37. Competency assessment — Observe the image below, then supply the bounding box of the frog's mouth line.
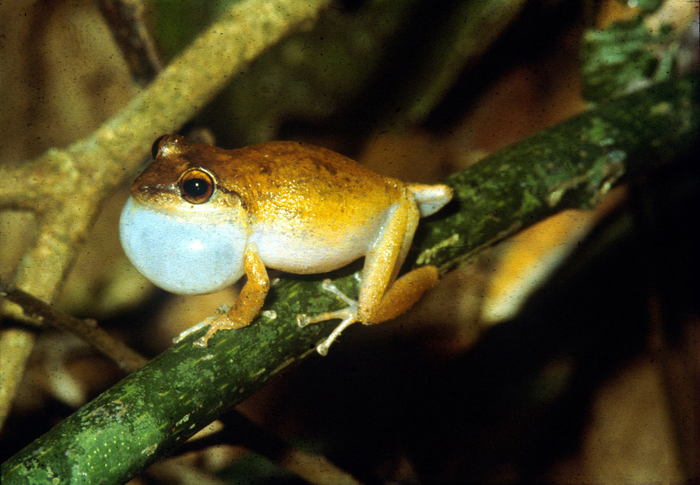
[130,188,243,221]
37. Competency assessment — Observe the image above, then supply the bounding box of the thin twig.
[1,282,147,373]
[95,0,162,84]
[174,412,364,485]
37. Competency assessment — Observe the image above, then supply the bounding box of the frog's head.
[119,135,248,295]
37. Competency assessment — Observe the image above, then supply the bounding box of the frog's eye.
[151,135,170,159]
[179,168,215,204]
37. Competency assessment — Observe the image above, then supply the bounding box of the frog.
[119,135,453,355]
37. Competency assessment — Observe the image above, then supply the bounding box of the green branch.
[2,73,697,484]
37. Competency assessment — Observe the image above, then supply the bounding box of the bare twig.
[95,0,162,84]
[172,412,364,485]
[0,283,148,373]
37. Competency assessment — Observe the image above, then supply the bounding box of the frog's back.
[196,141,404,217]
[137,136,452,275]
[196,141,406,273]
[222,141,399,196]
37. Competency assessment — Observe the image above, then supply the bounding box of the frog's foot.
[297,279,359,356]
[173,306,246,348]
[173,315,216,344]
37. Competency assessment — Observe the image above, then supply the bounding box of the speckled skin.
[131,136,410,273]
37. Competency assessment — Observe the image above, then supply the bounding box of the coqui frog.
[120,135,453,355]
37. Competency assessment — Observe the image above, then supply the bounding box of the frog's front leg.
[192,242,270,347]
[298,198,440,355]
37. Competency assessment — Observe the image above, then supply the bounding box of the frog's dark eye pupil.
[179,168,214,204]
[183,178,208,197]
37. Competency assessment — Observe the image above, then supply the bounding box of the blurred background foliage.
[1,0,697,483]
[152,0,531,148]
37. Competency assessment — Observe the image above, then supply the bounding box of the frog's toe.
[296,304,358,328]
[297,280,358,328]
[173,315,216,345]
[296,280,360,355]
[320,279,357,306]
[316,312,358,355]
[312,307,359,356]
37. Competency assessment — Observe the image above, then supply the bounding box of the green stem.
[2,73,697,484]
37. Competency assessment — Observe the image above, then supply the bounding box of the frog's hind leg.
[362,265,439,323]
[298,196,440,355]
[357,198,415,316]
[359,195,439,324]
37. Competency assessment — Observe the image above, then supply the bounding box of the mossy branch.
[2,73,697,484]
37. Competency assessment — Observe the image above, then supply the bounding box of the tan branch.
[0,0,332,430]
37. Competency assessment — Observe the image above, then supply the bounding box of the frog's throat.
[119,197,247,294]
